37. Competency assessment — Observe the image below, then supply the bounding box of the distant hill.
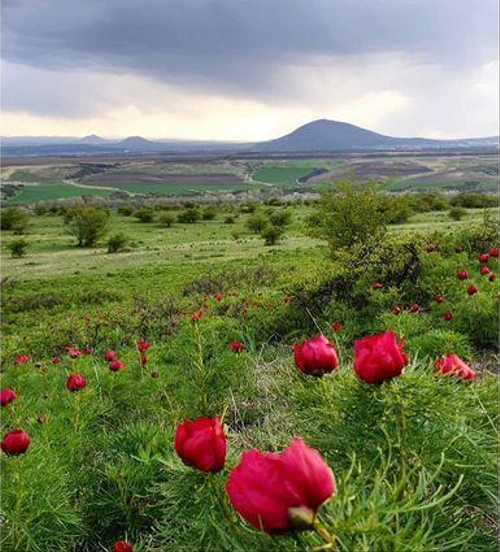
[80,134,109,145]
[254,119,499,152]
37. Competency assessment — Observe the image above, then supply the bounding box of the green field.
[252,162,330,187]
[5,183,113,205]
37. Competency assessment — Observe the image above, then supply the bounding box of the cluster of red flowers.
[104,350,125,372]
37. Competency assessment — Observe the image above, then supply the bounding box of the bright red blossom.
[391,306,402,315]
[0,389,17,407]
[435,354,476,381]
[175,417,227,473]
[467,285,478,296]
[137,339,150,353]
[1,430,30,455]
[229,341,245,353]
[109,360,125,372]
[66,374,87,392]
[192,310,205,323]
[478,253,490,263]
[457,271,469,281]
[433,295,445,304]
[331,322,344,333]
[66,347,82,359]
[489,247,499,258]
[409,303,421,313]
[51,357,61,365]
[480,266,490,276]
[15,355,30,365]
[354,332,409,385]
[442,311,453,321]
[371,282,384,290]
[114,542,134,552]
[226,438,335,534]
[294,335,339,377]
[104,350,118,362]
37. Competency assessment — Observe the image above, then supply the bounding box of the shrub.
[269,209,292,228]
[107,233,129,254]
[134,207,155,223]
[224,215,235,224]
[246,212,268,234]
[202,207,217,221]
[159,213,176,228]
[311,181,386,253]
[64,206,110,247]
[7,239,29,258]
[451,193,498,209]
[378,195,413,224]
[177,208,201,224]
[1,207,30,234]
[410,193,449,213]
[261,224,283,246]
[117,205,134,216]
[449,207,466,221]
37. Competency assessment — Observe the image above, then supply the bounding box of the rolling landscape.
[1,2,499,552]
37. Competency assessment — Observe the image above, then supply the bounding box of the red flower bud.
[433,295,445,304]
[480,266,491,276]
[137,339,150,353]
[229,341,245,353]
[442,311,453,321]
[354,332,409,385]
[409,303,421,313]
[371,282,384,290]
[15,355,30,366]
[66,347,82,359]
[293,335,339,377]
[175,417,227,473]
[457,270,469,281]
[331,321,344,333]
[435,354,476,381]
[1,429,30,455]
[391,306,402,315]
[479,253,490,264]
[66,374,87,392]
[109,360,125,372]
[114,542,134,552]
[489,273,496,282]
[467,284,478,296]
[104,350,118,362]
[226,438,335,534]
[489,247,499,258]
[51,357,61,365]
[0,389,17,407]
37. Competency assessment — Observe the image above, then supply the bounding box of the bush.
[311,182,386,253]
[134,207,155,223]
[158,213,176,228]
[107,233,129,254]
[117,205,134,216]
[1,207,30,234]
[261,224,283,246]
[201,207,217,221]
[410,193,449,213]
[224,215,235,224]
[378,195,413,224]
[7,239,29,258]
[246,212,268,234]
[449,207,466,221]
[269,209,292,228]
[64,206,110,247]
[177,208,200,224]
[451,193,498,209]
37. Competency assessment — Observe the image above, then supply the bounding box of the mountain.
[254,119,499,152]
[80,134,110,145]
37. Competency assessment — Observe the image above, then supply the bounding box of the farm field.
[0,195,498,551]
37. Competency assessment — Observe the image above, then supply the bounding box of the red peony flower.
[104,350,118,362]
[226,438,335,534]
[137,339,150,353]
[331,321,344,333]
[489,247,499,258]
[0,389,17,407]
[354,332,409,385]
[371,282,384,290]
[433,295,445,304]
[15,355,30,366]
[114,542,134,552]
[467,284,478,296]
[435,354,476,381]
[409,303,421,313]
[457,270,469,281]
[294,335,339,377]
[175,417,227,473]
[229,341,245,353]
[391,305,402,315]
[1,429,30,455]
[109,360,125,372]
[66,374,87,392]
[442,311,453,321]
[489,273,496,282]
[51,357,61,365]
[480,266,491,276]
[479,253,490,263]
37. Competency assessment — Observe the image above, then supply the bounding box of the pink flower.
[467,284,478,296]
[109,360,125,372]
[1,429,30,455]
[51,357,62,365]
[0,389,17,407]
[66,374,87,392]
[65,347,82,359]
[104,350,118,362]
[435,354,476,381]
[480,266,491,276]
[409,303,421,314]
[294,335,339,377]
[137,339,150,353]
[489,247,499,258]
[479,253,490,264]
[15,355,30,366]
[457,270,469,281]
[391,305,402,315]
[226,439,335,534]
[354,332,409,385]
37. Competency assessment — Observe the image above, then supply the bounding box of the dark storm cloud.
[2,0,498,99]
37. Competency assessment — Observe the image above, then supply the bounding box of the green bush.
[269,209,292,228]
[158,213,176,228]
[7,239,29,258]
[177,208,201,224]
[64,206,110,247]
[246,212,268,234]
[261,224,283,246]
[449,207,466,221]
[107,233,129,254]
[201,207,217,220]
[134,207,155,223]
[1,207,30,234]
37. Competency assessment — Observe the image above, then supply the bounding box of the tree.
[202,207,217,220]
[261,224,283,246]
[1,207,30,234]
[177,208,201,224]
[449,207,467,221]
[107,233,129,253]
[64,206,110,247]
[269,209,292,228]
[311,181,386,253]
[7,239,29,258]
[246,212,268,233]
[134,207,155,223]
[159,213,176,228]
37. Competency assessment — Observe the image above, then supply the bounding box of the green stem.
[313,517,336,550]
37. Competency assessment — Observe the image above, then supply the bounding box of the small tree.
[224,215,235,224]
[261,224,283,246]
[1,207,30,234]
[159,213,176,228]
[269,209,292,228]
[64,206,110,247]
[118,205,134,216]
[7,239,29,258]
[107,233,129,253]
[177,208,201,224]
[135,207,155,223]
[246,212,268,234]
[202,207,217,220]
[449,207,466,221]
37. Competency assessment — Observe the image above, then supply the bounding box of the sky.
[1,0,499,141]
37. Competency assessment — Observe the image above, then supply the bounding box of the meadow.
[0,193,498,551]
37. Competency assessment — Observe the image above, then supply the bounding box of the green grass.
[5,184,112,205]
[252,162,330,187]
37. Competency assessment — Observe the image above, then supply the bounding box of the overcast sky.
[1,0,498,140]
